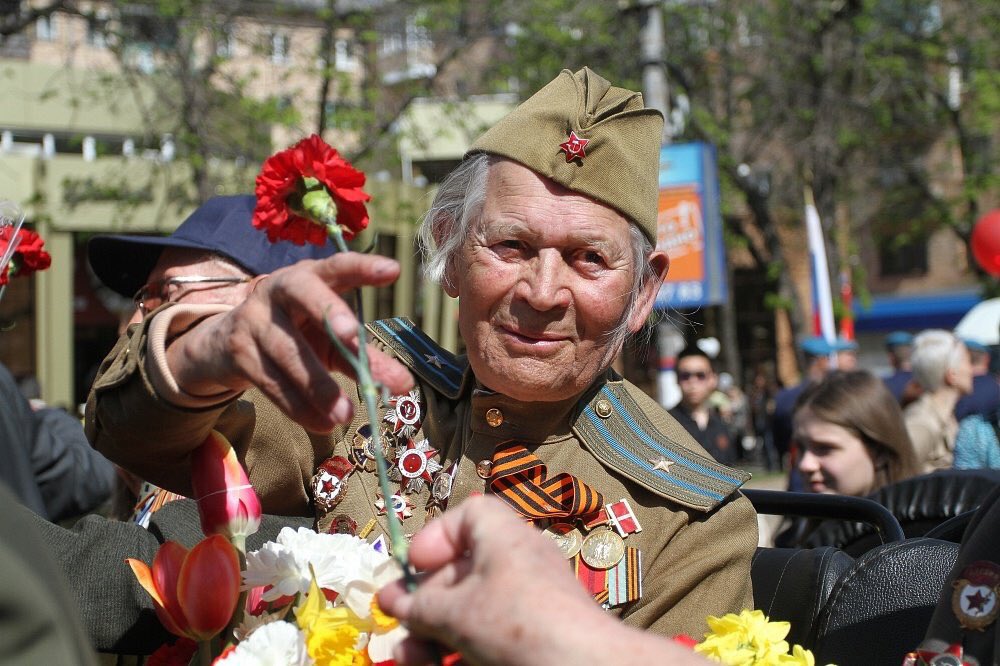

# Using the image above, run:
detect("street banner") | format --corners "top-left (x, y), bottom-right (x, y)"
top-left (655, 142), bottom-right (727, 308)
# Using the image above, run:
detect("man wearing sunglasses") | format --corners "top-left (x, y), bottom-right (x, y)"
top-left (668, 345), bottom-right (736, 464)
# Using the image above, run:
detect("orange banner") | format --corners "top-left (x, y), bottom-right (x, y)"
top-left (657, 186), bottom-right (704, 282)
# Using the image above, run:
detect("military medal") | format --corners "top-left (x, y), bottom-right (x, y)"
top-left (324, 514), bottom-right (358, 536)
top-left (606, 499), bottom-right (643, 537)
top-left (543, 522), bottom-right (584, 559)
top-left (396, 438), bottom-right (442, 493)
top-left (350, 425), bottom-right (395, 473)
top-left (384, 389), bottom-right (422, 438)
top-left (559, 130), bottom-right (589, 163)
top-left (375, 493), bottom-right (414, 521)
top-left (426, 461), bottom-right (458, 519)
top-left (951, 560), bottom-right (1000, 631)
top-left (312, 455), bottom-right (352, 515)
top-left (581, 528), bottom-right (626, 570)
top-left (606, 547), bottom-right (643, 607)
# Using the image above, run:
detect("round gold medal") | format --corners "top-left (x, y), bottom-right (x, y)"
top-left (542, 523), bottom-right (584, 559)
top-left (581, 529), bottom-right (626, 569)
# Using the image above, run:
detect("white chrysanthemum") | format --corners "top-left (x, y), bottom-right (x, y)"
top-left (244, 527), bottom-right (390, 601)
top-left (215, 621), bottom-right (310, 665)
top-left (233, 608), bottom-right (288, 642)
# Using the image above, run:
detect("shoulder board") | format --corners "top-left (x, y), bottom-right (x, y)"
top-left (574, 382), bottom-right (750, 512)
top-left (367, 317), bottom-right (466, 399)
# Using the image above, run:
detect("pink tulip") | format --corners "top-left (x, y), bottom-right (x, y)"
top-left (191, 430), bottom-right (262, 547)
top-left (127, 535), bottom-right (241, 642)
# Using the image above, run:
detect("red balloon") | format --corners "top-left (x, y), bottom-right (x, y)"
top-left (971, 209), bottom-right (1000, 277)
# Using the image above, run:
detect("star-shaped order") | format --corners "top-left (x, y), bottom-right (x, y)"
top-left (559, 130), bottom-right (589, 162)
top-left (375, 493), bottom-right (414, 521)
top-left (649, 456), bottom-right (675, 474)
top-left (397, 438), bottom-right (442, 493)
top-left (424, 353), bottom-right (444, 369)
top-left (384, 389), bottom-right (422, 438)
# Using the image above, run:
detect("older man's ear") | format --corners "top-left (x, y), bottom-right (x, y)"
top-left (627, 251), bottom-right (669, 334)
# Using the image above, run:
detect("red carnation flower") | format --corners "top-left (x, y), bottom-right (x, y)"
top-left (672, 633), bottom-right (699, 649)
top-left (253, 134), bottom-right (371, 246)
top-left (0, 226), bottom-right (52, 286)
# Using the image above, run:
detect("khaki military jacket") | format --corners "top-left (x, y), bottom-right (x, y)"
top-left (87, 312), bottom-right (757, 638)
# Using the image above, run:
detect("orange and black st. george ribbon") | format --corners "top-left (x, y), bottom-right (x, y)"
top-left (489, 442), bottom-right (604, 520)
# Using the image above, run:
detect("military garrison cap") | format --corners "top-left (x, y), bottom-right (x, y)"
top-left (466, 67), bottom-right (664, 243)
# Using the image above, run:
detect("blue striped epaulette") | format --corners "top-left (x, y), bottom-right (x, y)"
top-left (367, 317), bottom-right (466, 400)
top-left (574, 382), bottom-right (750, 512)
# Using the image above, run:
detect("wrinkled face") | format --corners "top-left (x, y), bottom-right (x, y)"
top-left (794, 406), bottom-right (876, 497)
top-left (676, 355), bottom-right (716, 408)
top-left (446, 160), bottom-right (665, 402)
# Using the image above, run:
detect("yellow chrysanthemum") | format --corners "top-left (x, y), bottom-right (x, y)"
top-left (296, 576), bottom-right (370, 666)
top-left (695, 610), bottom-right (804, 666)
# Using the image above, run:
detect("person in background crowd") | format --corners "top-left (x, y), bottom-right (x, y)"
top-left (833, 336), bottom-right (858, 371)
top-left (953, 338), bottom-right (999, 421)
top-left (953, 408), bottom-right (1000, 470)
top-left (771, 336), bottom-right (834, 489)
top-left (904, 330), bottom-right (974, 473)
top-left (882, 331), bottom-right (915, 404)
top-left (669, 345), bottom-right (736, 464)
top-left (0, 361), bottom-right (116, 522)
top-left (794, 370), bottom-right (920, 497)
top-left (748, 366), bottom-right (779, 470)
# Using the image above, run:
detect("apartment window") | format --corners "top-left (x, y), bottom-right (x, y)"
top-left (879, 236), bottom-right (928, 277)
top-left (36, 15), bottom-right (56, 41)
top-left (216, 26), bottom-right (234, 58)
top-left (271, 32), bottom-right (290, 64)
top-left (334, 39), bottom-right (358, 72)
top-left (87, 13), bottom-right (108, 48)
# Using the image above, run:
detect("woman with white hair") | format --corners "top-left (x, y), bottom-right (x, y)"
top-left (903, 329), bottom-right (974, 473)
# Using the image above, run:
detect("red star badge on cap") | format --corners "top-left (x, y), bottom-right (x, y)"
top-left (559, 131), bottom-right (589, 162)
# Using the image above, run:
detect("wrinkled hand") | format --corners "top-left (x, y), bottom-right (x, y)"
top-left (166, 252), bottom-right (414, 432)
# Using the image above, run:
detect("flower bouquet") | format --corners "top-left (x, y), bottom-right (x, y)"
top-left (131, 430), bottom-right (408, 665)
top-left (674, 610), bottom-right (831, 666)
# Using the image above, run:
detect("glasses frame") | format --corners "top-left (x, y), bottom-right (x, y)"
top-left (133, 275), bottom-right (252, 315)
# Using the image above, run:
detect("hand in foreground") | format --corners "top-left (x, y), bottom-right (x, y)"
top-left (166, 252), bottom-right (414, 432)
top-left (377, 495), bottom-right (711, 666)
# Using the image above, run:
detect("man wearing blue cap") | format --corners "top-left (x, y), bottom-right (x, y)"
top-left (883, 331), bottom-right (915, 404)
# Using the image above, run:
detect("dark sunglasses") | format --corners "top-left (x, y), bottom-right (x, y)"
top-left (677, 370), bottom-right (709, 381)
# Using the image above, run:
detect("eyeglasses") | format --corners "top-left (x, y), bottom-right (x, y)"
top-left (133, 275), bottom-right (252, 315)
top-left (677, 370), bottom-right (710, 382)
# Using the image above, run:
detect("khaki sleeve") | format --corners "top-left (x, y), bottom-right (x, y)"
top-left (904, 414), bottom-right (935, 473)
top-left (84, 304), bottom-right (237, 497)
top-left (626, 493), bottom-right (757, 638)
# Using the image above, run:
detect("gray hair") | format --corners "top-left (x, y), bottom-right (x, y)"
top-left (417, 154), bottom-right (661, 351)
top-left (910, 329), bottom-right (966, 392)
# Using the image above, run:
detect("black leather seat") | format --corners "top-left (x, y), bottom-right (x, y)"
top-left (751, 546), bottom-right (854, 649)
top-left (810, 538), bottom-right (959, 666)
top-left (802, 469), bottom-right (1000, 555)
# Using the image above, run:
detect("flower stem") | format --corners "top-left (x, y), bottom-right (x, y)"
top-left (198, 640), bottom-right (212, 666)
top-left (225, 543), bottom-right (248, 645)
top-left (325, 226), bottom-right (416, 592)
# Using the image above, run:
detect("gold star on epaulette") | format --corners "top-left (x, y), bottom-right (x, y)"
top-left (649, 456), bottom-right (674, 474)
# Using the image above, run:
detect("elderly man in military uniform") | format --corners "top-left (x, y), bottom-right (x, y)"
top-left (87, 68), bottom-right (757, 638)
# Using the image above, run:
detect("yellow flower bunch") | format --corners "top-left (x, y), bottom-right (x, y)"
top-left (693, 610), bottom-right (826, 666)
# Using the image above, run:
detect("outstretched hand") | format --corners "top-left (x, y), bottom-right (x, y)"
top-left (166, 252), bottom-right (414, 432)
